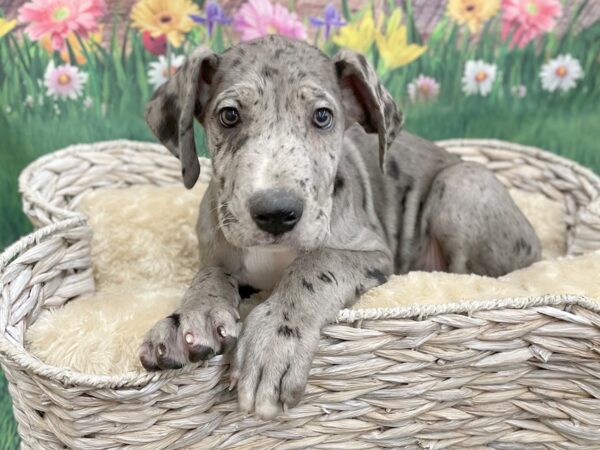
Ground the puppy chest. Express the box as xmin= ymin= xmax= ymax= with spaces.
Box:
xmin=240 ymin=246 xmax=298 ymax=291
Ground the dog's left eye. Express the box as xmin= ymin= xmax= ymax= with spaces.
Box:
xmin=219 ymin=107 xmax=240 ymax=127
xmin=313 ymin=108 xmax=333 ymax=129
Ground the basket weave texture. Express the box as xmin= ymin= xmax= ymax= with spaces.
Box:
xmin=0 ymin=139 xmax=599 ymax=449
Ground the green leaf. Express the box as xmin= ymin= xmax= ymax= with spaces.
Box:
xmin=132 ymin=34 xmax=150 ymax=104
xmin=74 ymin=33 xmax=101 ymax=114
xmin=428 ymin=17 xmax=448 ymax=46
xmin=65 ymin=38 xmax=78 ymax=65
xmin=211 ymin=25 xmax=225 ymax=53
xmin=404 ymin=0 xmax=422 ymax=45
xmin=341 ymin=0 xmax=352 ymax=22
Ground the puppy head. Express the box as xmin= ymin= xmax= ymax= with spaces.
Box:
xmin=145 ymin=35 xmax=402 ymax=250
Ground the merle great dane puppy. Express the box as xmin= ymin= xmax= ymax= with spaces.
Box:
xmin=140 ymin=35 xmax=541 ymax=419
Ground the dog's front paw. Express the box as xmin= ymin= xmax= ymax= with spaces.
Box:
xmin=231 ymin=300 xmax=319 ymax=419
xmin=139 ymin=303 xmax=240 ymax=371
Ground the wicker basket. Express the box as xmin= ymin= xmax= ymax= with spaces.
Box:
xmin=0 ymin=139 xmax=599 ymax=449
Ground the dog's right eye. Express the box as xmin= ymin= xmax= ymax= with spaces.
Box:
xmin=219 ymin=107 xmax=240 ymax=127
xmin=313 ymin=108 xmax=333 ymax=129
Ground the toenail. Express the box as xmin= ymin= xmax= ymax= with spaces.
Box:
xmin=217 ymin=325 xmax=226 ymax=337
xmin=157 ymin=344 xmax=166 ymax=356
xmin=185 ymin=332 xmax=194 ymax=344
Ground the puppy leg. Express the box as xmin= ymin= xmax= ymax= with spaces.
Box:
xmin=420 ymin=237 xmax=449 ymax=272
xmin=139 ymin=267 xmax=240 ymax=370
xmin=424 ymin=162 xmax=541 ymax=277
xmin=232 ymin=248 xmax=392 ymax=419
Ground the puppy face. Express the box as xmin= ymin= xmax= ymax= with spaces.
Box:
xmin=145 ymin=35 xmax=403 ymax=251
xmin=204 ymin=38 xmax=344 ymax=249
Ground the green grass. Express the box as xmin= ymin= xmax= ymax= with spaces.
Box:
xmin=0 ymin=370 xmax=18 ymax=450
xmin=406 ymin=101 xmax=600 ymax=172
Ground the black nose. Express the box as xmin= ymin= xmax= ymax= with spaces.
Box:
xmin=249 ymin=189 xmax=304 ymax=235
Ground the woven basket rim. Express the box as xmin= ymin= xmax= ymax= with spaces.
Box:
xmin=18 ymin=139 xmax=212 ymax=222
xmin=18 ymin=138 xmax=600 ymax=225
xmin=1 ymin=218 xmax=599 ymax=389
xmin=438 ymin=138 xmax=600 ymax=189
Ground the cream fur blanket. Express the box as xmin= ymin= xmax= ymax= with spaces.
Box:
xmin=26 ymin=183 xmax=600 ymax=375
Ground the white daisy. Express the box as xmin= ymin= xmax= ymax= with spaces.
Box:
xmin=83 ymin=96 xmax=93 ymax=109
xmin=540 ymin=54 xmax=583 ymax=92
xmin=148 ymin=55 xmax=186 ymax=91
xmin=462 ymin=60 xmax=497 ymax=97
xmin=511 ymin=84 xmax=527 ymax=98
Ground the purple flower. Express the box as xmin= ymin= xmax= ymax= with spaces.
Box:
xmin=309 ymin=3 xmax=346 ymax=39
xmin=190 ymin=1 xmax=232 ymax=37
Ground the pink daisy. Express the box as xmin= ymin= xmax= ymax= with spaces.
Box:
xmin=501 ymin=0 xmax=562 ymax=48
xmin=18 ymin=0 xmax=105 ymax=51
xmin=233 ymin=0 xmax=307 ymax=42
xmin=407 ymin=75 xmax=440 ymax=104
xmin=44 ymin=61 xmax=88 ymax=99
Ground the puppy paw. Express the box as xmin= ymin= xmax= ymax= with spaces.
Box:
xmin=139 ymin=304 xmax=240 ymax=371
xmin=232 ymin=300 xmax=319 ymax=419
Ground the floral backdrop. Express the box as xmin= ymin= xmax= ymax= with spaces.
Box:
xmin=0 ymin=0 xmax=599 ymax=446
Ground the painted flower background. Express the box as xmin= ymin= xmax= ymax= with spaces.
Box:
xmin=2 ymin=0 xmax=596 ymax=121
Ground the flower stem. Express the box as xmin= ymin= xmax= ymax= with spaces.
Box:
xmin=166 ymin=43 xmax=172 ymax=80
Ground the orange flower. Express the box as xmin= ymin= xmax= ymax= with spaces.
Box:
xmin=131 ymin=0 xmax=199 ymax=48
xmin=447 ymin=0 xmax=500 ymax=33
xmin=40 ymin=30 xmax=102 ymax=65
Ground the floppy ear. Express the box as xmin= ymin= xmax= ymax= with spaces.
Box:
xmin=334 ymin=49 xmax=403 ymax=169
xmin=145 ymin=46 xmax=219 ymax=189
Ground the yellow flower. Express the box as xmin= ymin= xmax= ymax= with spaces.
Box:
xmin=131 ymin=0 xmax=199 ymax=48
xmin=375 ymin=9 xmax=427 ymax=71
xmin=40 ymin=30 xmax=102 ymax=65
xmin=332 ymin=10 xmax=376 ymax=54
xmin=0 ymin=18 xmax=17 ymax=39
xmin=447 ymin=0 xmax=500 ymax=33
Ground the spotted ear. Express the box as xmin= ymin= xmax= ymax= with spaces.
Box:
xmin=334 ymin=49 xmax=403 ymax=169
xmin=145 ymin=46 xmax=219 ymax=189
